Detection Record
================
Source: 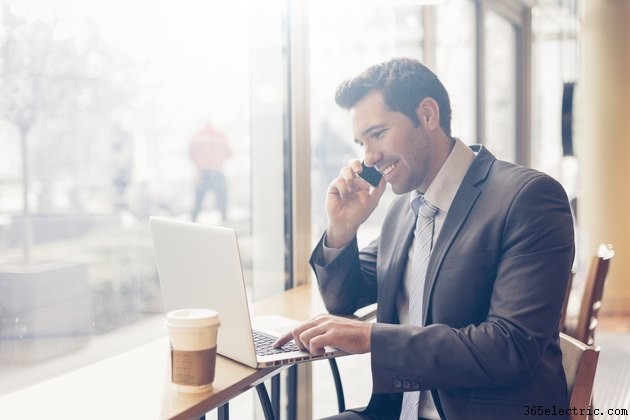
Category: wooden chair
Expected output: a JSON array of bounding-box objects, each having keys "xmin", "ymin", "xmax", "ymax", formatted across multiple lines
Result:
[
  {"xmin": 560, "ymin": 332, "xmax": 600, "ymax": 420},
  {"xmin": 564, "ymin": 244, "xmax": 614, "ymax": 345}
]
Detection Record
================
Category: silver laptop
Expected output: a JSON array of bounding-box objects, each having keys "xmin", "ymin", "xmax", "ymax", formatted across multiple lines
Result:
[{"xmin": 150, "ymin": 216, "xmax": 343, "ymax": 368}]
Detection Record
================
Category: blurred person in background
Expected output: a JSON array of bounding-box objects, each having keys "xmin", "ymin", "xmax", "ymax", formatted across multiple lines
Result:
[{"xmin": 189, "ymin": 123, "xmax": 233, "ymax": 222}]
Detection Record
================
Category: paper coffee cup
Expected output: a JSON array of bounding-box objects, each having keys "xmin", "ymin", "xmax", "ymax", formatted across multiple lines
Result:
[{"xmin": 165, "ymin": 308, "xmax": 220, "ymax": 393}]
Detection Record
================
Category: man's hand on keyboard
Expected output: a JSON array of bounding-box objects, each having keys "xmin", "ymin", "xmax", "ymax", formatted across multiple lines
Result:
[{"xmin": 272, "ymin": 314, "xmax": 372, "ymax": 356}]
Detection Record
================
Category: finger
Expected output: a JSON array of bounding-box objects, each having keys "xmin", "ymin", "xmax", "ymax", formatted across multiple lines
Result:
[
  {"xmin": 309, "ymin": 332, "xmax": 333, "ymax": 356},
  {"xmin": 330, "ymin": 176, "xmax": 350, "ymax": 200},
  {"xmin": 339, "ymin": 165, "xmax": 357, "ymax": 186},
  {"xmin": 290, "ymin": 327, "xmax": 309, "ymax": 352},
  {"xmin": 349, "ymin": 159, "xmax": 362, "ymax": 174},
  {"xmin": 336, "ymin": 175, "xmax": 368, "ymax": 201},
  {"xmin": 370, "ymin": 176, "xmax": 387, "ymax": 199},
  {"xmin": 347, "ymin": 159, "xmax": 362, "ymax": 172},
  {"xmin": 272, "ymin": 331, "xmax": 293, "ymax": 349},
  {"xmin": 283, "ymin": 316, "xmax": 327, "ymax": 351},
  {"xmin": 343, "ymin": 169, "xmax": 372, "ymax": 198},
  {"xmin": 297, "ymin": 320, "xmax": 333, "ymax": 355},
  {"xmin": 273, "ymin": 324, "xmax": 308, "ymax": 350}
]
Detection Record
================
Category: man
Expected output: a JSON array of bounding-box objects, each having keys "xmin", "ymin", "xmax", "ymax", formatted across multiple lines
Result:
[
  {"xmin": 274, "ymin": 58, "xmax": 574, "ymax": 419},
  {"xmin": 189, "ymin": 123, "xmax": 232, "ymax": 222}
]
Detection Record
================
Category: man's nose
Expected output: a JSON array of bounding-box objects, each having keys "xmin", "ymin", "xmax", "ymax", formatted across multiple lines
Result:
[{"xmin": 363, "ymin": 146, "xmax": 381, "ymax": 168}]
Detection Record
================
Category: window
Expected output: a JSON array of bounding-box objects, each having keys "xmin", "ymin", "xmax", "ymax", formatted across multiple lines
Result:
[
  {"xmin": 530, "ymin": 1, "xmax": 580, "ymax": 185},
  {"xmin": 435, "ymin": 0, "xmax": 477, "ymax": 144},
  {"xmin": 0, "ymin": 0, "xmax": 290, "ymax": 395},
  {"xmin": 484, "ymin": 8, "xmax": 518, "ymax": 162}
]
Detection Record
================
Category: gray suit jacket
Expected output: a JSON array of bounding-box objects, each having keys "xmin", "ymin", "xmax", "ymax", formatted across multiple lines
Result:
[{"xmin": 311, "ymin": 146, "xmax": 575, "ymax": 420}]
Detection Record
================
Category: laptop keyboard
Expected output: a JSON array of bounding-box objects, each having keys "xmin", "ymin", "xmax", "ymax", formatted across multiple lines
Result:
[{"xmin": 253, "ymin": 330, "xmax": 300, "ymax": 356}]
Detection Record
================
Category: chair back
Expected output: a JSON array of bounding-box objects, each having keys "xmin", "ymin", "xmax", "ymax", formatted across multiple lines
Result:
[
  {"xmin": 575, "ymin": 244, "xmax": 614, "ymax": 345},
  {"xmin": 559, "ymin": 269, "xmax": 575, "ymax": 331},
  {"xmin": 560, "ymin": 332, "xmax": 600, "ymax": 420}
]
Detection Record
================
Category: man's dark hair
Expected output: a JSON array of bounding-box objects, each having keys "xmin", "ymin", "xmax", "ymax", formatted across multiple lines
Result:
[{"xmin": 335, "ymin": 58, "xmax": 452, "ymax": 136}]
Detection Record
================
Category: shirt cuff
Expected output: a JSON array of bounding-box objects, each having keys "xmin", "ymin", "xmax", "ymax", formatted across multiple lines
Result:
[{"xmin": 321, "ymin": 234, "xmax": 348, "ymax": 263}]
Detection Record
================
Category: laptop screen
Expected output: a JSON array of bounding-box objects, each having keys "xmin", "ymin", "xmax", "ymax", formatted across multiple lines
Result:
[{"xmin": 150, "ymin": 217, "xmax": 258, "ymax": 367}]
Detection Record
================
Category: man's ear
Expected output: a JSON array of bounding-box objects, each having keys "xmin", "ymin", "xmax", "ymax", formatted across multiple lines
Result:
[{"xmin": 416, "ymin": 98, "xmax": 440, "ymax": 130}]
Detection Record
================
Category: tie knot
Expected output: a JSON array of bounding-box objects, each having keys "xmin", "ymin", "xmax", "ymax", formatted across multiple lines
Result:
[
  {"xmin": 413, "ymin": 196, "xmax": 438, "ymax": 219},
  {"xmin": 420, "ymin": 200, "xmax": 438, "ymax": 218}
]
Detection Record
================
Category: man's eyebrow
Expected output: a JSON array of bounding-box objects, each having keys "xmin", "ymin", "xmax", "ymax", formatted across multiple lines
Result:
[
  {"xmin": 356, "ymin": 124, "xmax": 387, "ymax": 140},
  {"xmin": 361, "ymin": 124, "xmax": 387, "ymax": 137},
  {"xmin": 354, "ymin": 124, "xmax": 387, "ymax": 144}
]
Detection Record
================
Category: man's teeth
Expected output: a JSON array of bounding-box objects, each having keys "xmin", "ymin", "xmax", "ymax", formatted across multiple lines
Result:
[{"xmin": 381, "ymin": 163, "xmax": 395, "ymax": 175}]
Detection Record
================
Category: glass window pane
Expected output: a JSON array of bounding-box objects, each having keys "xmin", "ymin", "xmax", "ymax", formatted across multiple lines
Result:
[
  {"xmin": 249, "ymin": 0, "xmax": 291, "ymax": 301},
  {"xmin": 436, "ymin": 0, "xmax": 477, "ymax": 144},
  {"xmin": 530, "ymin": 4, "xmax": 578, "ymax": 183},
  {"xmin": 484, "ymin": 10, "xmax": 517, "ymax": 162},
  {"xmin": 0, "ymin": 0, "xmax": 289, "ymax": 394}
]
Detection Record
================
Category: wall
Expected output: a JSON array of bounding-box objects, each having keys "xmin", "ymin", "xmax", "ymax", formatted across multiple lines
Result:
[{"xmin": 578, "ymin": 0, "xmax": 630, "ymax": 314}]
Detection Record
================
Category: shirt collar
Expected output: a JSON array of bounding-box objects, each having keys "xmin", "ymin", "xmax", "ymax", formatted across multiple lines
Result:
[{"xmin": 409, "ymin": 138, "xmax": 475, "ymax": 214}]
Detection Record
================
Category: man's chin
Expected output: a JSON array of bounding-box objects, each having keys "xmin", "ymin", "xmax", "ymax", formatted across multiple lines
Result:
[{"xmin": 390, "ymin": 183, "xmax": 414, "ymax": 195}]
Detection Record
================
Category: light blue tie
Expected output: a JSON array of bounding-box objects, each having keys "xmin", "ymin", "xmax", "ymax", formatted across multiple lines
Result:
[{"xmin": 400, "ymin": 196, "xmax": 438, "ymax": 420}]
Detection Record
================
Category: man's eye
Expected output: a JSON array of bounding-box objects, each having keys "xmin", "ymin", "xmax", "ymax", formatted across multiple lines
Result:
[{"xmin": 373, "ymin": 130, "xmax": 386, "ymax": 139}]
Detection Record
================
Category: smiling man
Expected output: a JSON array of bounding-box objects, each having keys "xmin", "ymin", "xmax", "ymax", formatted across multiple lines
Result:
[{"xmin": 274, "ymin": 58, "xmax": 575, "ymax": 420}]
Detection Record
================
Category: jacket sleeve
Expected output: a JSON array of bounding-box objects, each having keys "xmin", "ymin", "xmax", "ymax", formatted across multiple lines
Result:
[{"xmin": 310, "ymin": 234, "xmax": 379, "ymax": 316}]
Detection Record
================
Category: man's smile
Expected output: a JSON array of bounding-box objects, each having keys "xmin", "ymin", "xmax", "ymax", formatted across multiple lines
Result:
[{"xmin": 379, "ymin": 162, "xmax": 396, "ymax": 176}]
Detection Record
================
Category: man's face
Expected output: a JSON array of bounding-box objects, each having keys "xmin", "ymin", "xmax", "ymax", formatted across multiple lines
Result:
[{"xmin": 351, "ymin": 91, "xmax": 435, "ymax": 194}]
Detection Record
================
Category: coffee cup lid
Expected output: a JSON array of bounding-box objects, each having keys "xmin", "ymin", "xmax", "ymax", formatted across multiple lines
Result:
[{"xmin": 165, "ymin": 308, "xmax": 220, "ymax": 328}]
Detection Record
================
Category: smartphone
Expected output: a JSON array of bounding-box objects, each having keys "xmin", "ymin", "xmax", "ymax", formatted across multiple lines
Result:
[{"xmin": 359, "ymin": 161, "xmax": 383, "ymax": 187}]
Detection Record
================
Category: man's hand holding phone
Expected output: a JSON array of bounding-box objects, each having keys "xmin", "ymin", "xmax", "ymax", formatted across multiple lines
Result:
[{"xmin": 325, "ymin": 160, "xmax": 386, "ymax": 248}]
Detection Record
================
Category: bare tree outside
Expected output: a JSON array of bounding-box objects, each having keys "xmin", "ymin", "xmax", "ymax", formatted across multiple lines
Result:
[{"xmin": 0, "ymin": 3, "xmax": 132, "ymax": 264}]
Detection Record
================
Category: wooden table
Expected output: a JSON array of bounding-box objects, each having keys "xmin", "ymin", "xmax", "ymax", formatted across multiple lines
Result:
[{"xmin": 0, "ymin": 284, "xmax": 329, "ymax": 420}]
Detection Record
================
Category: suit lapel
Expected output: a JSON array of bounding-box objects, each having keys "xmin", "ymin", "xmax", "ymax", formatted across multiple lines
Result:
[{"xmin": 422, "ymin": 146, "xmax": 496, "ymax": 325}]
